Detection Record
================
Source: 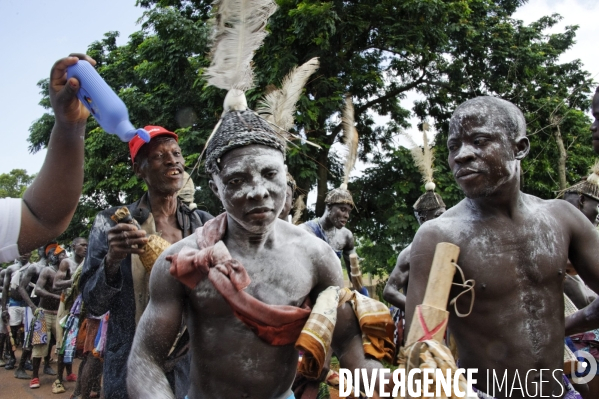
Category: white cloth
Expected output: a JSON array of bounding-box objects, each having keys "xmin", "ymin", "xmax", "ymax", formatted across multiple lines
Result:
[{"xmin": 0, "ymin": 198, "xmax": 21, "ymax": 263}]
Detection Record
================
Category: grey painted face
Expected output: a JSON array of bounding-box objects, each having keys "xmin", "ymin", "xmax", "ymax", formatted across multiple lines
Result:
[
  {"xmin": 448, "ymin": 98, "xmax": 529, "ymax": 199},
  {"xmin": 325, "ymin": 203, "xmax": 352, "ymax": 229},
  {"xmin": 414, "ymin": 206, "xmax": 446, "ymax": 226},
  {"xmin": 210, "ymin": 145, "xmax": 287, "ymax": 234}
]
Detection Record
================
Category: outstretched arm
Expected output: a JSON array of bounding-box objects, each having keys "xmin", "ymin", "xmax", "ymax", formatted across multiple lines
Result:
[
  {"xmin": 18, "ymin": 54, "xmax": 95, "ymax": 254},
  {"xmin": 383, "ymin": 245, "xmax": 411, "ymax": 310},
  {"xmin": 127, "ymin": 249, "xmax": 186, "ymax": 399}
]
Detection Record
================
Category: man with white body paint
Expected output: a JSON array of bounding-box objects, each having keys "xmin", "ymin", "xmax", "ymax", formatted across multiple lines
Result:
[{"xmin": 406, "ymin": 96, "xmax": 599, "ymax": 399}]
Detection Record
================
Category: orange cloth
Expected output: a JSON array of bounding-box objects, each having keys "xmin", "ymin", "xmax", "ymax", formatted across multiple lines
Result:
[
  {"xmin": 167, "ymin": 213, "xmax": 312, "ymax": 346},
  {"xmin": 296, "ymin": 287, "xmax": 395, "ymax": 379}
]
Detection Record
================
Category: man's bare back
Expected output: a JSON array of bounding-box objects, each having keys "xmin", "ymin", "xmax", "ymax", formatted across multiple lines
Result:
[{"xmin": 406, "ymin": 97, "xmax": 599, "ymax": 398}]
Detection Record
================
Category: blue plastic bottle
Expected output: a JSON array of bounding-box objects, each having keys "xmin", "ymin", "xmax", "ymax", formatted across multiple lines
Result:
[{"xmin": 66, "ymin": 60, "xmax": 150, "ymax": 143}]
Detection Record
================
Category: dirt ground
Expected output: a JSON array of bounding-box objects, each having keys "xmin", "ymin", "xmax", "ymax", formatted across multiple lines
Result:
[{"xmin": 0, "ymin": 348, "xmax": 82, "ymax": 399}]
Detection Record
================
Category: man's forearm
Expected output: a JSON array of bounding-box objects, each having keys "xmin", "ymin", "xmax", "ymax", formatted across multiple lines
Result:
[
  {"xmin": 127, "ymin": 348, "xmax": 175, "ymax": 399},
  {"xmin": 566, "ymin": 299, "xmax": 599, "ymax": 335},
  {"xmin": 20, "ymin": 120, "xmax": 86, "ymax": 248},
  {"xmin": 53, "ymin": 278, "xmax": 73, "ymax": 291},
  {"xmin": 35, "ymin": 288, "xmax": 60, "ymax": 301},
  {"xmin": 382, "ymin": 286, "xmax": 406, "ymax": 310},
  {"xmin": 17, "ymin": 287, "xmax": 36, "ymax": 310}
]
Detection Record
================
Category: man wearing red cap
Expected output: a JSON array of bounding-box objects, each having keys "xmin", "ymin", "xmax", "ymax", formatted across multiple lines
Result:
[{"xmin": 80, "ymin": 127, "xmax": 212, "ymax": 399}]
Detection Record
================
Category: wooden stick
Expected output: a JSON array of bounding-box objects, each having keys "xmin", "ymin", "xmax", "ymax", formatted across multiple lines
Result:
[
  {"xmin": 405, "ymin": 242, "xmax": 460, "ymax": 346},
  {"xmin": 349, "ymin": 253, "xmax": 364, "ymax": 291}
]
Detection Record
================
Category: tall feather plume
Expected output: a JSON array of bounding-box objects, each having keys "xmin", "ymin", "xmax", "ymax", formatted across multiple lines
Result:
[
  {"xmin": 402, "ymin": 126, "xmax": 435, "ymax": 189},
  {"xmin": 588, "ymin": 160, "xmax": 599, "ymax": 185},
  {"xmin": 187, "ymin": 0, "xmax": 277, "ymax": 179},
  {"xmin": 292, "ymin": 194, "xmax": 306, "ymax": 225},
  {"xmin": 204, "ymin": 0, "xmax": 278, "ymax": 93},
  {"xmin": 340, "ymin": 94, "xmax": 359, "ymax": 189},
  {"xmin": 257, "ymin": 58, "xmax": 320, "ymax": 135}
]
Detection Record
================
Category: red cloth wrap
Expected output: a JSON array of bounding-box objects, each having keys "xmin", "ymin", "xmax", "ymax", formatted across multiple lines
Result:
[{"xmin": 167, "ymin": 213, "xmax": 311, "ymax": 346}]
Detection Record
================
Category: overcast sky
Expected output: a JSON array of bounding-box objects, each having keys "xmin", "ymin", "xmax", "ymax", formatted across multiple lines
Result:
[{"xmin": 0, "ymin": 0, "xmax": 597, "ymax": 177}]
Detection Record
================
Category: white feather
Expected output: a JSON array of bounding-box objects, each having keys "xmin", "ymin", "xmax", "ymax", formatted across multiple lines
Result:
[
  {"xmin": 204, "ymin": 0, "xmax": 277, "ymax": 92},
  {"xmin": 292, "ymin": 194, "xmax": 306, "ymax": 225},
  {"xmin": 257, "ymin": 58, "xmax": 320, "ymax": 132},
  {"xmin": 402, "ymin": 129, "xmax": 435, "ymax": 187},
  {"xmin": 588, "ymin": 160, "xmax": 599, "ymax": 185},
  {"xmin": 341, "ymin": 94, "xmax": 359, "ymax": 186}
]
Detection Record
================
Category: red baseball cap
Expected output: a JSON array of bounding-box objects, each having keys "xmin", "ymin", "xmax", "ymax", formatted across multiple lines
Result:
[{"xmin": 129, "ymin": 126, "xmax": 178, "ymax": 163}]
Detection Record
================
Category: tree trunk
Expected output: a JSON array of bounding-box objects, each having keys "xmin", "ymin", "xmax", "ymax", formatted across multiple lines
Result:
[
  {"xmin": 553, "ymin": 123, "xmax": 568, "ymax": 191},
  {"xmin": 315, "ymin": 148, "xmax": 330, "ymax": 216}
]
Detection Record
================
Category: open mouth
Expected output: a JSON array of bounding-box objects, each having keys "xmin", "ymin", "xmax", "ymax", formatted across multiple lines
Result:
[{"xmin": 167, "ymin": 169, "xmax": 183, "ymax": 176}]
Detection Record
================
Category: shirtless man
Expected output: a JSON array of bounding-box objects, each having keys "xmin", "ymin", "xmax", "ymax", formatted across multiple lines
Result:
[
  {"xmin": 127, "ymin": 106, "xmax": 387, "ymax": 399},
  {"xmin": 301, "ymin": 190, "xmax": 355, "ymax": 278},
  {"xmin": 405, "ymin": 96, "xmax": 599, "ymax": 398},
  {"xmin": 53, "ymin": 237, "xmax": 87, "ymax": 390},
  {"xmin": 383, "ymin": 189, "xmax": 446, "ymax": 311},
  {"xmin": 31, "ymin": 246, "xmax": 67, "ymax": 390},
  {"xmin": 1, "ymin": 252, "xmax": 32, "ymax": 369},
  {"xmin": 591, "ymin": 86, "xmax": 599, "ymax": 154},
  {"xmin": 13, "ymin": 248, "xmax": 48, "ymax": 379}
]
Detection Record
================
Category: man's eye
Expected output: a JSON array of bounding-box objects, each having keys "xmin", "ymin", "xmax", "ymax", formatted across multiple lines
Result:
[
  {"xmin": 473, "ymin": 138, "xmax": 487, "ymax": 145},
  {"xmin": 228, "ymin": 178, "xmax": 243, "ymax": 185},
  {"xmin": 174, "ymin": 152, "xmax": 182, "ymax": 157},
  {"xmin": 265, "ymin": 171, "xmax": 277, "ymax": 178}
]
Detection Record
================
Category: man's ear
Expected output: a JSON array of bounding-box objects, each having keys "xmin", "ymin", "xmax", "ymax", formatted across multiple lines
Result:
[
  {"xmin": 133, "ymin": 162, "xmax": 143, "ymax": 180},
  {"xmin": 514, "ymin": 136, "xmax": 530, "ymax": 160},
  {"xmin": 209, "ymin": 180, "xmax": 220, "ymax": 199}
]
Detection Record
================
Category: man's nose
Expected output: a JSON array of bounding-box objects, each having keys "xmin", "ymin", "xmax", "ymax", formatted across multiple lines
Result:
[
  {"xmin": 164, "ymin": 152, "xmax": 180, "ymax": 164},
  {"xmin": 453, "ymin": 144, "xmax": 476, "ymax": 163},
  {"xmin": 591, "ymin": 120, "xmax": 598, "ymax": 133},
  {"xmin": 247, "ymin": 182, "xmax": 269, "ymax": 200}
]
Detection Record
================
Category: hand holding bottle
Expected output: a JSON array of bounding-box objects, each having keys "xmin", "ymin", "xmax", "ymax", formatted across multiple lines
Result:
[{"xmin": 50, "ymin": 53, "xmax": 96, "ymax": 125}]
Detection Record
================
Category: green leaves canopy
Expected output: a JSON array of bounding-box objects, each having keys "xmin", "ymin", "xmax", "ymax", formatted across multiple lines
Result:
[{"xmin": 27, "ymin": 1, "xmax": 595, "ymax": 275}]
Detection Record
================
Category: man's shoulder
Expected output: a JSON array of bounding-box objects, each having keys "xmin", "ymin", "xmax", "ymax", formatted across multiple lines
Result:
[{"xmin": 278, "ymin": 221, "xmax": 331, "ymax": 254}]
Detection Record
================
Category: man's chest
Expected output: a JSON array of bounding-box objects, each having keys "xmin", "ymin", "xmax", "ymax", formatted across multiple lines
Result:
[
  {"xmin": 452, "ymin": 219, "xmax": 568, "ymax": 292},
  {"xmin": 190, "ymin": 254, "xmax": 314, "ymax": 316}
]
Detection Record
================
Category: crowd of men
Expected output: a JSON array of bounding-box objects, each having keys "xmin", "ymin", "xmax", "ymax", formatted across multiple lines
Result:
[{"xmin": 1, "ymin": 39, "xmax": 599, "ymax": 399}]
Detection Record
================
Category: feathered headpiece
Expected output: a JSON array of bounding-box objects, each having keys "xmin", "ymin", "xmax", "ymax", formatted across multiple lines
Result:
[
  {"xmin": 563, "ymin": 161, "xmax": 599, "ymax": 202},
  {"xmin": 325, "ymin": 94, "xmax": 358, "ymax": 207},
  {"xmin": 404, "ymin": 123, "xmax": 445, "ymax": 212},
  {"xmin": 177, "ymin": 172, "xmax": 197, "ymax": 210},
  {"xmin": 257, "ymin": 57, "xmax": 320, "ymax": 144},
  {"xmin": 292, "ymin": 194, "xmax": 306, "ymax": 225},
  {"xmin": 201, "ymin": 0, "xmax": 285, "ymax": 174}
]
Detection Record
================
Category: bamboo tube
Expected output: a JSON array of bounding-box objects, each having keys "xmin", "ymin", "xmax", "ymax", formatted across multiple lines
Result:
[
  {"xmin": 405, "ymin": 242, "xmax": 460, "ymax": 346},
  {"xmin": 349, "ymin": 253, "xmax": 364, "ymax": 291}
]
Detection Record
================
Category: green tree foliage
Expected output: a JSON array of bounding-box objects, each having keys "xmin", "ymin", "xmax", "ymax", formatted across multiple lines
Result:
[
  {"xmin": 0, "ymin": 169, "xmax": 35, "ymax": 198},
  {"xmin": 28, "ymin": 0, "xmax": 595, "ymax": 273}
]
